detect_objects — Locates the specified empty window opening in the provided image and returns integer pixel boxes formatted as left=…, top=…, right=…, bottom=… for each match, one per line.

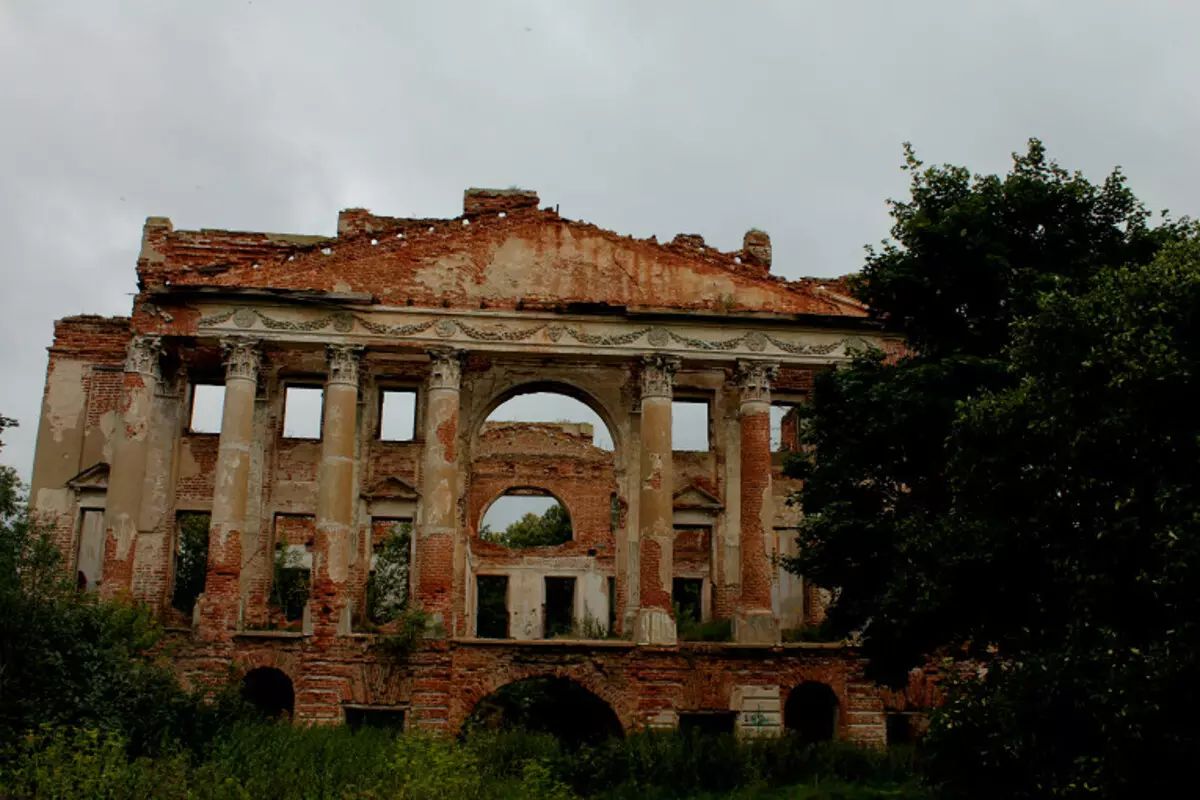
left=242, top=667, right=294, bottom=720
left=607, top=575, right=617, bottom=634
left=172, top=512, right=210, bottom=616
left=76, top=509, right=105, bottom=592
left=679, top=712, right=736, bottom=738
left=887, top=712, right=915, bottom=746
left=544, top=576, right=576, bottom=639
left=476, top=575, right=509, bottom=638
left=771, top=404, right=803, bottom=452
left=366, top=519, right=411, bottom=626
left=283, top=386, right=323, bottom=439
left=189, top=384, right=224, bottom=434
left=485, top=392, right=614, bottom=450
left=479, top=492, right=572, bottom=548
left=379, top=389, right=417, bottom=441
left=672, top=400, right=710, bottom=451
left=785, top=682, right=839, bottom=744
left=272, top=515, right=313, bottom=623
left=345, top=706, right=406, bottom=732
left=463, top=677, right=623, bottom=748
left=673, top=578, right=704, bottom=625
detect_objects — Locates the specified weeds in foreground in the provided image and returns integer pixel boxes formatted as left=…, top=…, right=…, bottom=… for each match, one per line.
left=0, top=724, right=929, bottom=800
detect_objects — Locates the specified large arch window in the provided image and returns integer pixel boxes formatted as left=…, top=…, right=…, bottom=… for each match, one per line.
left=479, top=489, right=572, bottom=548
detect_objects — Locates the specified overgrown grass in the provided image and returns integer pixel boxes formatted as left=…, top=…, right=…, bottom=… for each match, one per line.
left=0, top=724, right=930, bottom=799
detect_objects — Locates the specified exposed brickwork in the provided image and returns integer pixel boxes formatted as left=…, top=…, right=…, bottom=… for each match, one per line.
left=29, top=188, right=909, bottom=742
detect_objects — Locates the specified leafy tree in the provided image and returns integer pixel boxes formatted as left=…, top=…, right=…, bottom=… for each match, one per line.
left=367, top=521, right=411, bottom=625
left=0, top=416, right=251, bottom=755
left=785, top=141, right=1197, bottom=796
left=271, top=545, right=310, bottom=623
left=482, top=502, right=572, bottom=548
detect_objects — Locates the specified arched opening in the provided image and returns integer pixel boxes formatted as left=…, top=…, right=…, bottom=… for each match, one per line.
left=479, top=489, right=572, bottom=548
left=784, top=681, right=839, bottom=743
left=482, top=388, right=616, bottom=452
left=242, top=667, right=295, bottom=720
left=464, top=676, right=622, bottom=748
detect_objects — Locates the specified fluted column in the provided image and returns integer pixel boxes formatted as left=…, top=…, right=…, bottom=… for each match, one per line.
left=197, top=337, right=260, bottom=636
left=634, top=355, right=680, bottom=645
left=735, top=359, right=780, bottom=643
left=414, top=347, right=464, bottom=635
left=100, top=335, right=162, bottom=600
left=312, top=344, right=363, bottom=637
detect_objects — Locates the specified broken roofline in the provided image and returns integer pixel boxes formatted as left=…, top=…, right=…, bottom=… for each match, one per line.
left=135, top=187, right=868, bottom=320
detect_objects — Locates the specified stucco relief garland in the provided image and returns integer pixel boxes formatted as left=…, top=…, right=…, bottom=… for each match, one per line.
left=196, top=308, right=853, bottom=355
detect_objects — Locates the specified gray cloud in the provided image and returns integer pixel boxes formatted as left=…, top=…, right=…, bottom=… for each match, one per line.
left=3, top=0, right=1199, bottom=476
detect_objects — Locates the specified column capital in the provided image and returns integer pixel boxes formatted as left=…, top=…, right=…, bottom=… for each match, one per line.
left=640, top=355, right=681, bottom=400
left=124, top=335, right=163, bottom=379
left=735, top=359, right=779, bottom=406
left=326, top=344, right=364, bottom=387
left=220, top=337, right=262, bottom=383
left=426, top=347, right=466, bottom=391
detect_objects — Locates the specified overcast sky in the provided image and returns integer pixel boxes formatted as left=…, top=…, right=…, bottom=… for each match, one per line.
left=2, top=0, right=1199, bottom=481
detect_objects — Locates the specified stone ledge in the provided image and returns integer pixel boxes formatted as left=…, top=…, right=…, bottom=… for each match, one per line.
left=234, top=629, right=310, bottom=640
left=451, top=637, right=637, bottom=649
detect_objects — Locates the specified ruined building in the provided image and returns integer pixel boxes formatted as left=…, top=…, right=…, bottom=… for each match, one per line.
left=30, top=188, right=907, bottom=742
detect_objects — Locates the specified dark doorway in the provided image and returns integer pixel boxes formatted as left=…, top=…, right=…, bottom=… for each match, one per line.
left=784, top=681, right=839, bottom=743
left=476, top=575, right=509, bottom=638
left=543, top=576, right=575, bottom=638
left=887, top=712, right=915, bottom=745
left=242, top=667, right=295, bottom=720
left=673, top=578, right=703, bottom=624
left=345, top=706, right=406, bottom=732
left=464, top=676, right=622, bottom=748
left=679, top=712, right=736, bottom=738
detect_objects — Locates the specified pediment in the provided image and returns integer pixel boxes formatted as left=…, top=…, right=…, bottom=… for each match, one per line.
left=66, top=462, right=109, bottom=491
left=154, top=200, right=867, bottom=319
left=362, top=476, right=420, bottom=501
left=673, top=484, right=724, bottom=511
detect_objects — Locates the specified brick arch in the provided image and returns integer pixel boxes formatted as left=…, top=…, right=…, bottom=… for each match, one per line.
left=453, top=664, right=632, bottom=734
left=469, top=379, right=624, bottom=462
left=780, top=670, right=849, bottom=739
left=476, top=485, right=573, bottom=537
left=231, top=647, right=303, bottom=687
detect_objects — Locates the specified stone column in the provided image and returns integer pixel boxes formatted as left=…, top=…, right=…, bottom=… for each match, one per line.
left=100, top=335, right=162, bottom=601
left=197, top=337, right=260, bottom=636
left=414, top=347, right=464, bottom=635
left=313, top=344, right=363, bottom=637
left=734, top=360, right=780, bottom=643
left=634, top=355, right=680, bottom=645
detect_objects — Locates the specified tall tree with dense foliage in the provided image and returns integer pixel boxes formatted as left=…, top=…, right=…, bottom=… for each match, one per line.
left=787, top=141, right=1197, bottom=796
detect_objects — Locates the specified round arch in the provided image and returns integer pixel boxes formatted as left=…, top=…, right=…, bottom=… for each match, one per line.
left=242, top=666, right=295, bottom=720
left=462, top=674, right=623, bottom=747
left=456, top=665, right=631, bottom=735
left=784, top=681, right=840, bottom=743
left=475, top=485, right=574, bottom=545
left=471, top=380, right=624, bottom=461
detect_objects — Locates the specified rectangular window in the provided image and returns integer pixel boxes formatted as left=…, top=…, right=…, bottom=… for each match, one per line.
left=771, top=404, right=802, bottom=452
left=345, top=706, right=406, bottom=731
left=282, top=386, right=323, bottom=439
left=543, top=576, right=576, bottom=638
left=172, top=512, right=210, bottom=616
left=673, top=577, right=704, bottom=624
left=671, top=400, right=710, bottom=451
left=272, top=515, right=314, bottom=622
left=476, top=575, right=509, bottom=639
left=678, top=712, right=736, bottom=737
left=76, top=509, right=105, bottom=592
left=367, top=519, right=412, bottom=625
left=607, top=575, right=617, bottom=634
left=379, top=389, right=417, bottom=441
left=188, top=384, right=224, bottom=434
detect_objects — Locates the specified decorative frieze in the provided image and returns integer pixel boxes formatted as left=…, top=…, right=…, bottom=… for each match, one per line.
left=736, top=360, right=779, bottom=406
left=221, top=337, right=262, bottom=383
left=326, top=344, right=363, bottom=387
left=427, top=347, right=466, bottom=392
left=124, top=335, right=163, bottom=378
left=641, top=355, right=681, bottom=400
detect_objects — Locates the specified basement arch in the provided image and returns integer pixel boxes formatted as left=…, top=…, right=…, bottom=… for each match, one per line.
left=462, top=675, right=623, bottom=747
left=242, top=666, right=295, bottom=720
left=784, top=681, right=839, bottom=743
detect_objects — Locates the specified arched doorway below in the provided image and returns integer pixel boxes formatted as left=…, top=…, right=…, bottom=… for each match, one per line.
left=784, top=681, right=839, bottom=743
left=242, top=667, right=295, bottom=720
left=463, top=676, right=622, bottom=747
